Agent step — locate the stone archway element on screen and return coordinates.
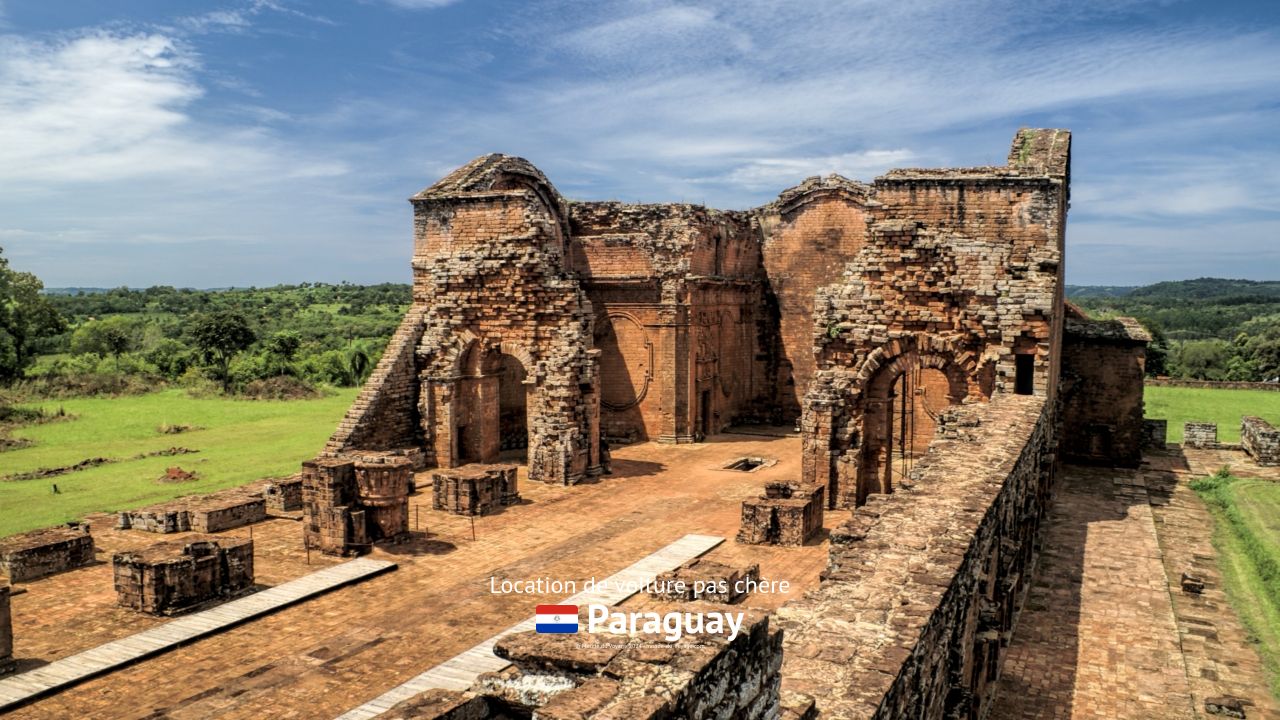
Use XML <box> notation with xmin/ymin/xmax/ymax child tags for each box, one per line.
<box><xmin>858</xmin><ymin>351</ymin><xmax>972</xmax><ymax>503</ymax></box>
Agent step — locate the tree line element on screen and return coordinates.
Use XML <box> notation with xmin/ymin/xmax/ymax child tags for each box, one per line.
<box><xmin>1</xmin><ymin>248</ymin><xmax>409</xmax><ymax>397</ymax></box>
<box><xmin>1071</xmin><ymin>278</ymin><xmax>1280</xmax><ymax>382</ymax></box>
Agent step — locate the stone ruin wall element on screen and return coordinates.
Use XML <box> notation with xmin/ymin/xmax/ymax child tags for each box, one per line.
<box><xmin>801</xmin><ymin>129</ymin><xmax>1070</xmax><ymax>508</ymax></box>
<box><xmin>569</xmin><ymin>202</ymin><xmax>770</xmax><ymax>443</ymax></box>
<box><xmin>0</xmin><ymin>585</ymin><xmax>12</xmax><ymax>675</ymax></box>
<box><xmin>756</xmin><ymin>177</ymin><xmax>874</xmax><ymax>421</ymax></box>
<box><xmin>112</xmin><ymin>536</ymin><xmax>255</xmax><ymax>615</ymax></box>
<box><xmin>0</xmin><ymin>525</ymin><xmax>95</xmax><ymax>583</ymax></box>
<box><xmin>1241</xmin><ymin>416</ymin><xmax>1280</xmax><ymax>466</ymax></box>
<box><xmin>1059</xmin><ymin>314</ymin><xmax>1150</xmax><ymax>467</ymax></box>
<box><xmin>778</xmin><ymin>394</ymin><xmax>1056</xmax><ymax>719</ymax></box>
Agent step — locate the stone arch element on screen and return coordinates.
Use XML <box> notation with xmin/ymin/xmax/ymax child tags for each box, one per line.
<box><xmin>496</xmin><ymin>342</ymin><xmax>536</xmax><ymax>382</ymax></box>
<box><xmin>858</xmin><ymin>349</ymin><xmax>972</xmax><ymax>503</ymax></box>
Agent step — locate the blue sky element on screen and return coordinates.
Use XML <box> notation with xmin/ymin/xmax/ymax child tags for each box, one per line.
<box><xmin>1</xmin><ymin>0</ymin><xmax>1278</xmax><ymax>288</ymax></box>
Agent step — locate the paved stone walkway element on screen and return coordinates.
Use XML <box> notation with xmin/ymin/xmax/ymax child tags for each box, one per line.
<box><xmin>992</xmin><ymin>452</ymin><xmax>1279</xmax><ymax>719</ymax></box>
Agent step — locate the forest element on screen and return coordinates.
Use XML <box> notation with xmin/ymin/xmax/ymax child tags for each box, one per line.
<box><xmin>1068</xmin><ymin>278</ymin><xmax>1280</xmax><ymax>382</ymax></box>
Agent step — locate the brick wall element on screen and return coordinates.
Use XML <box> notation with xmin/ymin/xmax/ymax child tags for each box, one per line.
<box><xmin>758</xmin><ymin>182</ymin><xmax>872</xmax><ymax>420</ymax></box>
<box><xmin>1060</xmin><ymin>317</ymin><xmax>1149</xmax><ymax>467</ymax></box>
<box><xmin>1242</xmin><ymin>416</ymin><xmax>1280</xmax><ymax>466</ymax></box>
<box><xmin>1184</xmin><ymin>422</ymin><xmax>1219</xmax><ymax>448</ymax></box>
<box><xmin>779</xmin><ymin>394</ymin><xmax>1055</xmax><ymax>719</ymax></box>
<box><xmin>800</xmin><ymin>129</ymin><xmax>1069</xmax><ymax>508</ymax></box>
<box><xmin>0</xmin><ymin>525</ymin><xmax>95</xmax><ymax>582</ymax></box>
<box><xmin>0</xmin><ymin>585</ymin><xmax>12</xmax><ymax>675</ymax></box>
<box><xmin>113</xmin><ymin>537</ymin><xmax>254</xmax><ymax>615</ymax></box>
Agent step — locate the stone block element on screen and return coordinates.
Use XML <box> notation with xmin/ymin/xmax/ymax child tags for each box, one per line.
<box><xmin>113</xmin><ymin>536</ymin><xmax>254</xmax><ymax>615</ymax></box>
<box><xmin>1185</xmin><ymin>422</ymin><xmax>1219</xmax><ymax>449</ymax></box>
<box><xmin>0</xmin><ymin>524</ymin><xmax>95</xmax><ymax>582</ymax></box>
<box><xmin>738</xmin><ymin>482</ymin><xmax>824</xmax><ymax>546</ymax></box>
<box><xmin>431</xmin><ymin>464</ymin><xmax>519</xmax><ymax>516</ymax></box>
<box><xmin>1241</xmin><ymin>416</ymin><xmax>1280</xmax><ymax>466</ymax></box>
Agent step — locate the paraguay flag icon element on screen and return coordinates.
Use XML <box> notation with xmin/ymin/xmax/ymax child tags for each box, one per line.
<box><xmin>535</xmin><ymin>604</ymin><xmax>579</xmax><ymax>633</ymax></box>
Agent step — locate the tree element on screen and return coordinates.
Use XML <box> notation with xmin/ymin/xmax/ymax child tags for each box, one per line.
<box><xmin>0</xmin><ymin>248</ymin><xmax>66</xmax><ymax>384</ymax></box>
<box><xmin>264</xmin><ymin>331</ymin><xmax>302</xmax><ymax>376</ymax></box>
<box><xmin>191</xmin><ymin>311</ymin><xmax>256</xmax><ymax>392</ymax></box>
<box><xmin>70</xmin><ymin>316</ymin><xmax>139</xmax><ymax>370</ymax></box>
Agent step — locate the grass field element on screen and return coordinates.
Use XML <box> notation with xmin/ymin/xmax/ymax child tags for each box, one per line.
<box><xmin>1191</xmin><ymin>471</ymin><xmax>1280</xmax><ymax>699</ymax></box>
<box><xmin>1145</xmin><ymin>385</ymin><xmax>1280</xmax><ymax>443</ymax></box>
<box><xmin>0</xmin><ymin>388</ymin><xmax>357</xmax><ymax>537</ymax></box>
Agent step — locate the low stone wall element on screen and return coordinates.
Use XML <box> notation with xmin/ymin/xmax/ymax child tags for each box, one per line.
<box><xmin>263</xmin><ymin>477</ymin><xmax>304</xmax><ymax>511</ymax></box>
<box><xmin>1184</xmin><ymin>422</ymin><xmax>1219</xmax><ymax>449</ymax></box>
<box><xmin>0</xmin><ymin>585</ymin><xmax>13</xmax><ymax>675</ymax></box>
<box><xmin>1242</xmin><ymin>416</ymin><xmax>1280</xmax><ymax>466</ymax></box>
<box><xmin>113</xmin><ymin>536</ymin><xmax>254</xmax><ymax>615</ymax></box>
<box><xmin>119</xmin><ymin>493</ymin><xmax>265</xmax><ymax>534</ymax></box>
<box><xmin>430</xmin><ymin>465</ymin><xmax>520</xmax><ymax>516</ymax></box>
<box><xmin>1143</xmin><ymin>419</ymin><xmax>1168</xmax><ymax>448</ymax></box>
<box><xmin>376</xmin><ymin>606</ymin><xmax>815</xmax><ymax>720</ymax></box>
<box><xmin>738</xmin><ymin>481</ymin><xmax>824</xmax><ymax>546</ymax></box>
<box><xmin>1148</xmin><ymin>378</ymin><xmax>1280</xmax><ymax>392</ymax></box>
<box><xmin>0</xmin><ymin>524</ymin><xmax>95</xmax><ymax>582</ymax></box>
<box><xmin>776</xmin><ymin>394</ymin><xmax>1054</xmax><ymax>719</ymax></box>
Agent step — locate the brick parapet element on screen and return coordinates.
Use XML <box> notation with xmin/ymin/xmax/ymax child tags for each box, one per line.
<box><xmin>778</xmin><ymin>394</ymin><xmax>1054</xmax><ymax>718</ymax></box>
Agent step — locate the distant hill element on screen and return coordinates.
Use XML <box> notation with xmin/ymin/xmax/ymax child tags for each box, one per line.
<box><xmin>1069</xmin><ymin>277</ymin><xmax>1280</xmax><ymax>343</ymax></box>
<box><xmin>1065</xmin><ymin>284</ymin><xmax>1138</xmax><ymax>299</ymax></box>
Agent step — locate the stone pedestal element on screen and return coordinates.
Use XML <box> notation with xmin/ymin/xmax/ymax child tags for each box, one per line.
<box><xmin>738</xmin><ymin>481</ymin><xmax>825</xmax><ymax>546</ymax></box>
<box><xmin>0</xmin><ymin>585</ymin><xmax>13</xmax><ymax>675</ymax></box>
<box><xmin>0</xmin><ymin>524</ymin><xmax>95</xmax><ymax>582</ymax></box>
<box><xmin>431</xmin><ymin>464</ymin><xmax>520</xmax><ymax>516</ymax></box>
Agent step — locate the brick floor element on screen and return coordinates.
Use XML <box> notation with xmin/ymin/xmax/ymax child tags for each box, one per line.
<box><xmin>991</xmin><ymin>452</ymin><xmax>1279</xmax><ymax>719</ymax></box>
<box><xmin>5</xmin><ymin>433</ymin><xmax>831</xmax><ymax>720</ymax></box>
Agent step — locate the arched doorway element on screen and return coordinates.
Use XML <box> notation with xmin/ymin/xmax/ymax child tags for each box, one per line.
<box><xmin>451</xmin><ymin>346</ymin><xmax>530</xmax><ymax>465</ymax></box>
<box><xmin>860</xmin><ymin>356</ymin><xmax>966</xmax><ymax>503</ymax></box>
<box><xmin>496</xmin><ymin>353</ymin><xmax>529</xmax><ymax>460</ymax></box>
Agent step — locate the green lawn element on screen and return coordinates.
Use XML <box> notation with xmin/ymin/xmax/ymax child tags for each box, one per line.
<box><xmin>1191</xmin><ymin>472</ymin><xmax>1280</xmax><ymax>700</ymax></box>
<box><xmin>0</xmin><ymin>388</ymin><xmax>356</xmax><ymax>537</ymax></box>
<box><xmin>1145</xmin><ymin>385</ymin><xmax>1280</xmax><ymax>443</ymax></box>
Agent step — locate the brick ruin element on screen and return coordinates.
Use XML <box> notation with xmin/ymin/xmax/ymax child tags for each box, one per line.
<box><xmin>1060</xmin><ymin>310</ymin><xmax>1150</xmax><ymax>466</ymax></box>
<box><xmin>1185</xmin><ymin>422</ymin><xmax>1220</xmax><ymax>449</ymax></box>
<box><xmin>738</xmin><ymin>481</ymin><xmax>826</xmax><ymax>546</ymax></box>
<box><xmin>293</xmin><ymin>129</ymin><xmax>1166</xmax><ymax>717</ymax></box>
<box><xmin>116</xmin><ymin>491</ymin><xmax>266</xmax><ymax>534</ymax></box>
<box><xmin>649</xmin><ymin>558</ymin><xmax>760</xmax><ymax>604</ymax></box>
<box><xmin>1241</xmin><ymin>415</ymin><xmax>1280</xmax><ymax>466</ymax></box>
<box><xmin>112</xmin><ymin>536</ymin><xmax>254</xmax><ymax>615</ymax></box>
<box><xmin>0</xmin><ymin>524</ymin><xmax>95</xmax><ymax>582</ymax></box>
<box><xmin>302</xmin><ymin>452</ymin><xmax>413</xmax><ymax>555</ymax></box>
<box><xmin>431</xmin><ymin>464</ymin><xmax>520</xmax><ymax>516</ymax></box>
<box><xmin>0</xmin><ymin>585</ymin><xmax>12</xmax><ymax>675</ymax></box>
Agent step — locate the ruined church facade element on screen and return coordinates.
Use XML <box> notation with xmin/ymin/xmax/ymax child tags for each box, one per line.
<box><xmin>320</xmin><ymin>129</ymin><xmax>1146</xmax><ymax>501</ymax></box>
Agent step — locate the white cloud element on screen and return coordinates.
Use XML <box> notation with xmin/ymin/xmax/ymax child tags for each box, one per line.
<box><xmin>0</xmin><ymin>31</ymin><xmax>346</xmax><ymax>186</ymax></box>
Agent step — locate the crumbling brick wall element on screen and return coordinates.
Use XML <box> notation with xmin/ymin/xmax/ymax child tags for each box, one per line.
<box><xmin>113</xmin><ymin>536</ymin><xmax>254</xmax><ymax>615</ymax></box>
<box><xmin>778</xmin><ymin>394</ymin><xmax>1055</xmax><ymax>719</ymax></box>
<box><xmin>1060</xmin><ymin>314</ymin><xmax>1150</xmax><ymax>467</ymax></box>
<box><xmin>569</xmin><ymin>202</ymin><xmax>771</xmax><ymax>442</ymax></box>
<box><xmin>0</xmin><ymin>584</ymin><xmax>13</xmax><ymax>675</ymax></box>
<box><xmin>801</xmin><ymin>129</ymin><xmax>1070</xmax><ymax>508</ymax></box>
<box><xmin>1184</xmin><ymin>422</ymin><xmax>1219</xmax><ymax>448</ymax></box>
<box><xmin>431</xmin><ymin>464</ymin><xmax>519</xmax><ymax>516</ymax></box>
<box><xmin>756</xmin><ymin>176</ymin><xmax>874</xmax><ymax>421</ymax></box>
<box><xmin>0</xmin><ymin>524</ymin><xmax>95</xmax><ymax>582</ymax></box>
<box><xmin>1242</xmin><ymin>416</ymin><xmax>1280</xmax><ymax>466</ymax></box>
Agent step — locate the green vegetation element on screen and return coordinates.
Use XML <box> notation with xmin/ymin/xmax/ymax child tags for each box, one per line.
<box><xmin>1190</xmin><ymin>469</ymin><xmax>1280</xmax><ymax>698</ymax></box>
<box><xmin>0</xmin><ymin>388</ymin><xmax>356</xmax><ymax>536</ymax></box>
<box><xmin>0</xmin><ymin>248</ymin><xmax>65</xmax><ymax>383</ymax></box>
<box><xmin>1070</xmin><ymin>278</ymin><xmax>1280</xmax><ymax>381</ymax></box>
<box><xmin>17</xmin><ymin>282</ymin><xmax>411</xmax><ymax>397</ymax></box>
<box><xmin>1144</xmin><ymin>385</ymin><xmax>1280</xmax><ymax>442</ymax></box>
